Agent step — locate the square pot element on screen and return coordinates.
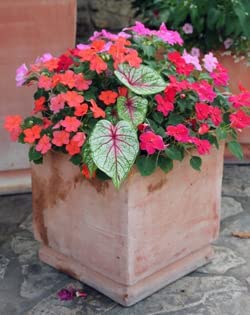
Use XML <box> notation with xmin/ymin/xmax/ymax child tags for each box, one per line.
<box><xmin>32</xmin><ymin>145</ymin><xmax>224</xmax><ymax>306</ymax></box>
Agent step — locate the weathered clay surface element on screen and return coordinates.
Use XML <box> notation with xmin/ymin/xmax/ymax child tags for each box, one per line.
<box><xmin>31</xmin><ymin>146</ymin><xmax>224</xmax><ymax>305</ymax></box>
<box><xmin>0</xmin><ymin>163</ymin><xmax>250</xmax><ymax>314</ymax></box>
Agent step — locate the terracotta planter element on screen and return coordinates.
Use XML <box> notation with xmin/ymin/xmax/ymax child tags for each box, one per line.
<box><xmin>32</xmin><ymin>145</ymin><xmax>224</xmax><ymax>306</ymax></box>
<box><xmin>216</xmin><ymin>53</ymin><xmax>250</xmax><ymax>162</ymax></box>
<box><xmin>0</xmin><ymin>0</ymin><xmax>76</xmax><ymax>194</ymax></box>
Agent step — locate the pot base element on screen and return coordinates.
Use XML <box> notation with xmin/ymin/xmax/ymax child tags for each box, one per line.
<box><xmin>39</xmin><ymin>244</ymin><xmax>214</xmax><ymax>306</ymax></box>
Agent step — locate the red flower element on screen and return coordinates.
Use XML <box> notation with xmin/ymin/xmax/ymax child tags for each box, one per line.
<box><xmin>42</xmin><ymin>118</ymin><xmax>52</xmax><ymax>129</ymax></box>
<box><xmin>230</xmin><ymin>110</ymin><xmax>250</xmax><ymax>129</ymax></box>
<box><xmin>210</xmin><ymin>64</ymin><xmax>229</xmax><ymax>87</ymax></box>
<box><xmin>60</xmin><ymin>70</ymin><xmax>76</xmax><ymax>89</ymax></box>
<box><xmin>228</xmin><ymin>92</ymin><xmax>250</xmax><ymax>108</ymax></box>
<box><xmin>125</xmin><ymin>50</ymin><xmax>142</xmax><ymax>68</ymax></box>
<box><xmin>155</xmin><ymin>94</ymin><xmax>174</xmax><ymax>116</ymax></box>
<box><xmin>195</xmin><ymin>103</ymin><xmax>210</xmax><ymax>120</ymax></box>
<box><xmin>90</xmin><ymin>55</ymin><xmax>107</xmax><ymax>74</ymax></box>
<box><xmin>89</xmin><ymin>99</ymin><xmax>106</xmax><ymax>118</ymax></box>
<box><xmin>52</xmin><ymin>130</ymin><xmax>70</xmax><ymax>146</ymax></box>
<box><xmin>82</xmin><ymin>164</ymin><xmax>95</xmax><ymax>179</ymax></box>
<box><xmin>192</xmin><ymin>138</ymin><xmax>211</xmax><ymax>155</ymax></box>
<box><xmin>43</xmin><ymin>58</ymin><xmax>59</xmax><ymax>71</ymax></box>
<box><xmin>168</xmin><ymin>51</ymin><xmax>194</xmax><ymax>76</ymax></box>
<box><xmin>99</xmin><ymin>90</ymin><xmax>118</xmax><ymax>105</ymax></box>
<box><xmin>209</xmin><ymin>106</ymin><xmax>222</xmax><ymax>126</ymax></box>
<box><xmin>74</xmin><ymin>103</ymin><xmax>88</xmax><ymax>117</ymax></box>
<box><xmin>118</xmin><ymin>87</ymin><xmax>128</xmax><ymax>97</ymax></box>
<box><xmin>4</xmin><ymin>115</ymin><xmax>22</xmax><ymax>141</ymax></box>
<box><xmin>140</xmin><ymin>131</ymin><xmax>165</xmax><ymax>155</ymax></box>
<box><xmin>166</xmin><ymin>124</ymin><xmax>190</xmax><ymax>142</ymax></box>
<box><xmin>63</xmin><ymin>91</ymin><xmax>84</xmax><ymax>107</ymax></box>
<box><xmin>74</xmin><ymin>74</ymin><xmax>92</xmax><ymax>91</ymax></box>
<box><xmin>57</xmin><ymin>54</ymin><xmax>73</xmax><ymax>71</ymax></box>
<box><xmin>198</xmin><ymin>123</ymin><xmax>209</xmax><ymax>135</ymax></box>
<box><xmin>192</xmin><ymin>81</ymin><xmax>216</xmax><ymax>102</ymax></box>
<box><xmin>66</xmin><ymin>140</ymin><xmax>81</xmax><ymax>156</ymax></box>
<box><xmin>23</xmin><ymin>125</ymin><xmax>42</xmax><ymax>144</ymax></box>
<box><xmin>36</xmin><ymin>135</ymin><xmax>51</xmax><ymax>154</ymax></box>
<box><xmin>34</xmin><ymin>96</ymin><xmax>46</xmax><ymax>113</ymax></box>
<box><xmin>61</xmin><ymin>117</ymin><xmax>81</xmax><ymax>132</ymax></box>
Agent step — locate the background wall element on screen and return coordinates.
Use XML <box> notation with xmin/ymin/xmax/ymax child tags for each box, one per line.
<box><xmin>77</xmin><ymin>0</ymin><xmax>135</xmax><ymax>42</ymax></box>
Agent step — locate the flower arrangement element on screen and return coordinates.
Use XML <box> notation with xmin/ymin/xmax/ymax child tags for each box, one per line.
<box><xmin>132</xmin><ymin>0</ymin><xmax>250</xmax><ymax>63</ymax></box>
<box><xmin>4</xmin><ymin>22</ymin><xmax>250</xmax><ymax>188</ymax></box>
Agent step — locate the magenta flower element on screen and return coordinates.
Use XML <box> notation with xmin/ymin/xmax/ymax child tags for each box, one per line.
<box><xmin>89</xmin><ymin>29</ymin><xmax>130</xmax><ymax>42</ymax></box>
<box><xmin>125</xmin><ymin>21</ymin><xmax>152</xmax><ymax>36</ymax></box>
<box><xmin>57</xmin><ymin>288</ymin><xmax>75</xmax><ymax>301</ymax></box>
<box><xmin>16</xmin><ymin>63</ymin><xmax>28</xmax><ymax>87</ymax></box>
<box><xmin>153</xmin><ymin>23</ymin><xmax>183</xmax><ymax>46</ymax></box>
<box><xmin>182</xmin><ymin>23</ymin><xmax>193</xmax><ymax>34</ymax></box>
<box><xmin>203</xmin><ymin>52</ymin><xmax>218</xmax><ymax>72</ymax></box>
<box><xmin>224</xmin><ymin>38</ymin><xmax>233</xmax><ymax>49</ymax></box>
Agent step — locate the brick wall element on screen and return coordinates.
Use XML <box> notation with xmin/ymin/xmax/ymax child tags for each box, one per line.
<box><xmin>77</xmin><ymin>0</ymin><xmax>135</xmax><ymax>42</ymax></box>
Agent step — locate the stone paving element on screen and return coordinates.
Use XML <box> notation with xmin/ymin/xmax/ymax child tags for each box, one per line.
<box><xmin>0</xmin><ymin>164</ymin><xmax>250</xmax><ymax>315</ymax></box>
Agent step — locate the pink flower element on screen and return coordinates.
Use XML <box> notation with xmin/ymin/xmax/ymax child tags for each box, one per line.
<box><xmin>182</xmin><ymin>50</ymin><xmax>202</xmax><ymax>71</ymax></box>
<box><xmin>61</xmin><ymin>116</ymin><xmax>81</xmax><ymax>132</ymax></box>
<box><xmin>125</xmin><ymin>21</ymin><xmax>152</xmax><ymax>36</ymax></box>
<box><xmin>36</xmin><ymin>135</ymin><xmax>51</xmax><ymax>154</ymax></box>
<box><xmin>152</xmin><ymin>23</ymin><xmax>183</xmax><ymax>46</ymax></box>
<box><xmin>210</xmin><ymin>64</ymin><xmax>229</xmax><ymax>87</ymax></box>
<box><xmin>50</xmin><ymin>94</ymin><xmax>65</xmax><ymax>113</ymax></box>
<box><xmin>52</xmin><ymin>131</ymin><xmax>70</xmax><ymax>146</ymax></box>
<box><xmin>38</xmin><ymin>75</ymin><xmax>52</xmax><ymax>90</ymax></box>
<box><xmin>166</xmin><ymin>124</ymin><xmax>190</xmax><ymax>142</ymax></box>
<box><xmin>72</xmin><ymin>132</ymin><xmax>86</xmax><ymax>147</ymax></box>
<box><xmin>16</xmin><ymin>64</ymin><xmax>28</xmax><ymax>87</ymax></box>
<box><xmin>192</xmin><ymin>138</ymin><xmax>211</xmax><ymax>155</ymax></box>
<box><xmin>195</xmin><ymin>103</ymin><xmax>210</xmax><ymax>120</ymax></box>
<box><xmin>191</xmin><ymin>47</ymin><xmax>200</xmax><ymax>57</ymax></box>
<box><xmin>182</xmin><ymin>23</ymin><xmax>193</xmax><ymax>34</ymax></box>
<box><xmin>209</xmin><ymin>106</ymin><xmax>222</xmax><ymax>126</ymax></box>
<box><xmin>198</xmin><ymin>123</ymin><xmax>209</xmax><ymax>135</ymax></box>
<box><xmin>35</xmin><ymin>53</ymin><xmax>53</xmax><ymax>63</ymax></box>
<box><xmin>230</xmin><ymin>110</ymin><xmax>250</xmax><ymax>129</ymax></box>
<box><xmin>155</xmin><ymin>94</ymin><xmax>174</xmax><ymax>116</ymax></box>
<box><xmin>228</xmin><ymin>92</ymin><xmax>250</xmax><ymax>108</ymax></box>
<box><xmin>192</xmin><ymin>80</ymin><xmax>216</xmax><ymax>102</ymax></box>
<box><xmin>140</xmin><ymin>131</ymin><xmax>165</xmax><ymax>155</ymax></box>
<box><xmin>224</xmin><ymin>38</ymin><xmax>233</xmax><ymax>49</ymax></box>
<box><xmin>77</xmin><ymin>43</ymin><xmax>91</xmax><ymax>50</ymax></box>
<box><xmin>57</xmin><ymin>288</ymin><xmax>75</xmax><ymax>301</ymax></box>
<box><xmin>203</xmin><ymin>52</ymin><xmax>218</xmax><ymax>72</ymax></box>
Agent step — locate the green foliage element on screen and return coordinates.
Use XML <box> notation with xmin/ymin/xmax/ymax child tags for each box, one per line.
<box><xmin>165</xmin><ymin>146</ymin><xmax>184</xmax><ymax>161</ymax></box>
<box><xmin>190</xmin><ymin>156</ymin><xmax>202</xmax><ymax>171</ymax></box>
<box><xmin>227</xmin><ymin>140</ymin><xmax>243</xmax><ymax>160</ymax></box>
<box><xmin>158</xmin><ymin>155</ymin><xmax>173</xmax><ymax>173</ymax></box>
<box><xmin>136</xmin><ymin>155</ymin><xmax>158</xmax><ymax>176</ymax></box>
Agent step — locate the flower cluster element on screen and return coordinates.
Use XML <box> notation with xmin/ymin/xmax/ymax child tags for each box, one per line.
<box><xmin>4</xmin><ymin>22</ymin><xmax>250</xmax><ymax>188</ymax></box>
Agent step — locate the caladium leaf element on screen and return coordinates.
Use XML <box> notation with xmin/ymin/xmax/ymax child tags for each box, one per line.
<box><xmin>114</xmin><ymin>63</ymin><xmax>166</xmax><ymax>95</ymax></box>
<box><xmin>81</xmin><ymin>141</ymin><xmax>97</xmax><ymax>176</ymax></box>
<box><xmin>89</xmin><ymin>120</ymin><xmax>139</xmax><ymax>188</ymax></box>
<box><xmin>117</xmin><ymin>95</ymin><xmax>148</xmax><ymax>126</ymax></box>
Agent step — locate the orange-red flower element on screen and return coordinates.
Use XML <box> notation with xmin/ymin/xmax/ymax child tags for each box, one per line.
<box><xmin>81</xmin><ymin>164</ymin><xmax>95</xmax><ymax>179</ymax></box>
<box><xmin>66</xmin><ymin>140</ymin><xmax>81</xmax><ymax>156</ymax></box>
<box><xmin>23</xmin><ymin>125</ymin><xmax>42</xmax><ymax>144</ymax></box>
<box><xmin>61</xmin><ymin>116</ymin><xmax>81</xmax><ymax>132</ymax></box>
<box><xmin>74</xmin><ymin>103</ymin><xmax>88</xmax><ymax>117</ymax></box>
<box><xmin>36</xmin><ymin>135</ymin><xmax>51</xmax><ymax>154</ymax></box>
<box><xmin>43</xmin><ymin>58</ymin><xmax>59</xmax><ymax>71</ymax></box>
<box><xmin>4</xmin><ymin>115</ymin><xmax>22</xmax><ymax>141</ymax></box>
<box><xmin>89</xmin><ymin>99</ymin><xmax>106</xmax><ymax>118</ymax></box>
<box><xmin>38</xmin><ymin>75</ymin><xmax>52</xmax><ymax>90</ymax></box>
<box><xmin>34</xmin><ymin>96</ymin><xmax>46</xmax><ymax>113</ymax></box>
<box><xmin>99</xmin><ymin>90</ymin><xmax>118</xmax><ymax>105</ymax></box>
<box><xmin>63</xmin><ymin>91</ymin><xmax>84</xmax><ymax>107</ymax></box>
<box><xmin>60</xmin><ymin>70</ymin><xmax>76</xmax><ymax>89</ymax></box>
<box><xmin>52</xmin><ymin>130</ymin><xmax>70</xmax><ymax>146</ymax></box>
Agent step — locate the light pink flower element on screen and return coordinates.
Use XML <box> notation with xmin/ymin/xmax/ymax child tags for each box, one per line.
<box><xmin>191</xmin><ymin>47</ymin><xmax>200</xmax><ymax>57</ymax></box>
<box><xmin>76</xmin><ymin>43</ymin><xmax>90</xmax><ymax>50</ymax></box>
<box><xmin>16</xmin><ymin>64</ymin><xmax>28</xmax><ymax>87</ymax></box>
<box><xmin>35</xmin><ymin>53</ymin><xmax>53</xmax><ymax>64</ymax></box>
<box><xmin>203</xmin><ymin>52</ymin><xmax>218</xmax><ymax>72</ymax></box>
<box><xmin>224</xmin><ymin>38</ymin><xmax>233</xmax><ymax>49</ymax></box>
<box><xmin>182</xmin><ymin>23</ymin><xmax>193</xmax><ymax>34</ymax></box>
<box><xmin>182</xmin><ymin>50</ymin><xmax>202</xmax><ymax>71</ymax></box>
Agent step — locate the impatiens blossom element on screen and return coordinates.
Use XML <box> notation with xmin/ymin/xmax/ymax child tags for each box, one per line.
<box><xmin>198</xmin><ymin>123</ymin><xmax>209</xmax><ymax>135</ymax></box>
<box><xmin>182</xmin><ymin>50</ymin><xmax>202</xmax><ymax>71</ymax></box>
<box><xmin>66</xmin><ymin>140</ymin><xmax>81</xmax><ymax>156</ymax></box>
<box><xmin>224</xmin><ymin>38</ymin><xmax>233</xmax><ymax>49</ymax></box>
<box><xmin>192</xmin><ymin>138</ymin><xmax>211</xmax><ymax>155</ymax></box>
<box><xmin>230</xmin><ymin>110</ymin><xmax>250</xmax><ymax>129</ymax></box>
<box><xmin>4</xmin><ymin>115</ymin><xmax>22</xmax><ymax>141</ymax></box>
<box><xmin>50</xmin><ymin>94</ymin><xmax>65</xmax><ymax>113</ymax></box>
<box><xmin>72</xmin><ymin>132</ymin><xmax>86</xmax><ymax>147</ymax></box>
<box><xmin>36</xmin><ymin>135</ymin><xmax>51</xmax><ymax>154</ymax></box>
<box><xmin>99</xmin><ymin>90</ymin><xmax>118</xmax><ymax>105</ymax></box>
<box><xmin>191</xmin><ymin>47</ymin><xmax>200</xmax><ymax>57</ymax></box>
<box><xmin>195</xmin><ymin>103</ymin><xmax>210</xmax><ymax>120</ymax></box>
<box><xmin>166</xmin><ymin>124</ymin><xmax>190</xmax><ymax>142</ymax></box>
<box><xmin>192</xmin><ymin>81</ymin><xmax>216</xmax><ymax>102</ymax></box>
<box><xmin>63</xmin><ymin>91</ymin><xmax>84</xmax><ymax>108</ymax></box>
<box><xmin>38</xmin><ymin>75</ymin><xmax>52</xmax><ymax>90</ymax></box>
<box><xmin>89</xmin><ymin>99</ymin><xmax>106</xmax><ymax>118</ymax></box>
<box><xmin>182</xmin><ymin>23</ymin><xmax>193</xmax><ymax>34</ymax></box>
<box><xmin>228</xmin><ymin>92</ymin><xmax>250</xmax><ymax>108</ymax></box>
<box><xmin>140</xmin><ymin>131</ymin><xmax>165</xmax><ymax>155</ymax></box>
<box><xmin>23</xmin><ymin>125</ymin><xmax>42</xmax><ymax>144</ymax></box>
<box><xmin>209</xmin><ymin>106</ymin><xmax>222</xmax><ymax>126</ymax></box>
<box><xmin>75</xmin><ymin>103</ymin><xmax>88</xmax><ymax>117</ymax></box>
<box><xmin>16</xmin><ymin>64</ymin><xmax>28</xmax><ymax>87</ymax></box>
<box><xmin>52</xmin><ymin>131</ymin><xmax>70</xmax><ymax>146</ymax></box>
<box><xmin>61</xmin><ymin>116</ymin><xmax>81</xmax><ymax>132</ymax></box>
<box><xmin>210</xmin><ymin>64</ymin><xmax>229</xmax><ymax>87</ymax></box>
<box><xmin>82</xmin><ymin>164</ymin><xmax>94</xmax><ymax>179</ymax></box>
<box><xmin>168</xmin><ymin>51</ymin><xmax>194</xmax><ymax>76</ymax></box>
<box><xmin>34</xmin><ymin>96</ymin><xmax>46</xmax><ymax>113</ymax></box>
<box><xmin>125</xmin><ymin>21</ymin><xmax>152</xmax><ymax>36</ymax></box>
<box><xmin>155</xmin><ymin>94</ymin><xmax>174</xmax><ymax>116</ymax></box>
<box><xmin>35</xmin><ymin>53</ymin><xmax>53</xmax><ymax>63</ymax></box>
<box><xmin>152</xmin><ymin>23</ymin><xmax>183</xmax><ymax>46</ymax></box>
<box><xmin>202</xmin><ymin>53</ymin><xmax>218</xmax><ymax>73</ymax></box>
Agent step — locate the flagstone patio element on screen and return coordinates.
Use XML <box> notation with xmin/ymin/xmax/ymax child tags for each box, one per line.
<box><xmin>0</xmin><ymin>164</ymin><xmax>250</xmax><ymax>315</ymax></box>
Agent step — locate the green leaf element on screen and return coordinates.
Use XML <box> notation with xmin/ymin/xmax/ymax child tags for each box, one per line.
<box><xmin>158</xmin><ymin>156</ymin><xmax>173</xmax><ymax>173</ymax></box>
<box><xmin>89</xmin><ymin>120</ymin><xmax>139</xmax><ymax>188</ymax></box>
<box><xmin>81</xmin><ymin>141</ymin><xmax>97</xmax><ymax>176</ymax></box>
<box><xmin>216</xmin><ymin>127</ymin><xmax>228</xmax><ymax>140</ymax></box>
<box><xmin>190</xmin><ymin>156</ymin><xmax>202</xmax><ymax>171</ymax></box>
<box><xmin>29</xmin><ymin>147</ymin><xmax>43</xmax><ymax>162</ymax></box>
<box><xmin>117</xmin><ymin>95</ymin><xmax>148</xmax><ymax>126</ymax></box>
<box><xmin>165</xmin><ymin>146</ymin><xmax>184</xmax><ymax>161</ymax></box>
<box><xmin>114</xmin><ymin>63</ymin><xmax>166</xmax><ymax>95</ymax></box>
<box><xmin>136</xmin><ymin>155</ymin><xmax>157</xmax><ymax>176</ymax></box>
<box><xmin>70</xmin><ymin>154</ymin><xmax>82</xmax><ymax>165</ymax></box>
<box><xmin>227</xmin><ymin>141</ymin><xmax>243</xmax><ymax>160</ymax></box>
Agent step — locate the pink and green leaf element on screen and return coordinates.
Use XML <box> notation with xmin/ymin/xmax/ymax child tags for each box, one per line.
<box><xmin>117</xmin><ymin>95</ymin><xmax>148</xmax><ymax>126</ymax></box>
<box><xmin>114</xmin><ymin>64</ymin><xmax>166</xmax><ymax>95</ymax></box>
<box><xmin>89</xmin><ymin>120</ymin><xmax>139</xmax><ymax>188</ymax></box>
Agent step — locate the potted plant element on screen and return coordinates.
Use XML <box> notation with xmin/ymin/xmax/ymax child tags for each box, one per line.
<box><xmin>132</xmin><ymin>0</ymin><xmax>250</xmax><ymax>161</ymax></box>
<box><xmin>4</xmin><ymin>22</ymin><xmax>250</xmax><ymax>306</ymax></box>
